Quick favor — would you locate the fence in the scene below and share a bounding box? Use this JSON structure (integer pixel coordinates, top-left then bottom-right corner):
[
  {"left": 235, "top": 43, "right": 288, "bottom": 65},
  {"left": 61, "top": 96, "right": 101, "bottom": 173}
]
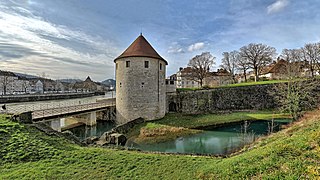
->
[{"left": 32, "top": 100, "right": 115, "bottom": 120}]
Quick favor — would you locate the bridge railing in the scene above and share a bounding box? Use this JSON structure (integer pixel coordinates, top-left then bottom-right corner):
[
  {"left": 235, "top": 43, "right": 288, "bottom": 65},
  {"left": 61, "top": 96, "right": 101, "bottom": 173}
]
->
[{"left": 32, "top": 99, "right": 115, "bottom": 120}]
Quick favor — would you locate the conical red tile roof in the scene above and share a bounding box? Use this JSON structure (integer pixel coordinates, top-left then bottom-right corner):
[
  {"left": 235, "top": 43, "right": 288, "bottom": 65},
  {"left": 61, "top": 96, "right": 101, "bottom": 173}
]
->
[{"left": 114, "top": 34, "right": 168, "bottom": 64}]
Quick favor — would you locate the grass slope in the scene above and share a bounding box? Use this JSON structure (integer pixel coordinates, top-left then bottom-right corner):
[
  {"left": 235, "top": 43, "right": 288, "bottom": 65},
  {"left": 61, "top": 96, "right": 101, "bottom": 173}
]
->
[
  {"left": 177, "top": 80, "right": 287, "bottom": 91},
  {"left": 1, "top": 110, "right": 320, "bottom": 179}
]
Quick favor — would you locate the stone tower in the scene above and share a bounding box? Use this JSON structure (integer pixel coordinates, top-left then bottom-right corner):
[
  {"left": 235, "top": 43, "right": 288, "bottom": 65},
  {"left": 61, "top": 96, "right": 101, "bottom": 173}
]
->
[{"left": 114, "top": 34, "right": 168, "bottom": 124}]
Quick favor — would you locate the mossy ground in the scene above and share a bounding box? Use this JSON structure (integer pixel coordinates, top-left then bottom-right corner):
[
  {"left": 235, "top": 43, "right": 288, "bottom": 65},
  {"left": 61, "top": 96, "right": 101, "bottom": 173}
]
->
[
  {"left": 1, "top": 109, "right": 320, "bottom": 179},
  {"left": 133, "top": 123, "right": 201, "bottom": 144}
]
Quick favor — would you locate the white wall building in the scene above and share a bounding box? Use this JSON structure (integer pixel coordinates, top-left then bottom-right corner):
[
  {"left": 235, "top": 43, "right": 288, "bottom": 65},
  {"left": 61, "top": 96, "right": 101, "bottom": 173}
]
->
[
  {"left": 35, "top": 80, "right": 44, "bottom": 94},
  {"left": 176, "top": 67, "right": 200, "bottom": 88}
]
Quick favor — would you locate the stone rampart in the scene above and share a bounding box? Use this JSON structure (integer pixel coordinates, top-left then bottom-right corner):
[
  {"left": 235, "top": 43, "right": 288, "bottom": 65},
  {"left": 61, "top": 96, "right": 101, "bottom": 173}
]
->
[{"left": 167, "top": 84, "right": 277, "bottom": 114}]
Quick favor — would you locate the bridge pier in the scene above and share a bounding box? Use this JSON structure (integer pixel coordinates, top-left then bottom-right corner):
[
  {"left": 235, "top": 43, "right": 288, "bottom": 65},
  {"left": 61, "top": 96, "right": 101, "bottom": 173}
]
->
[
  {"left": 49, "top": 118, "right": 64, "bottom": 132},
  {"left": 74, "top": 111, "right": 97, "bottom": 126}
]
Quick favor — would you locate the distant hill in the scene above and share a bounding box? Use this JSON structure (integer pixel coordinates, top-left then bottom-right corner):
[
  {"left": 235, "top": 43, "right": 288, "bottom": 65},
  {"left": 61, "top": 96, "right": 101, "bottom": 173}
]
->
[
  {"left": 14, "top": 72, "right": 38, "bottom": 79},
  {"left": 101, "top": 79, "right": 116, "bottom": 87},
  {"left": 59, "top": 79, "right": 83, "bottom": 84}
]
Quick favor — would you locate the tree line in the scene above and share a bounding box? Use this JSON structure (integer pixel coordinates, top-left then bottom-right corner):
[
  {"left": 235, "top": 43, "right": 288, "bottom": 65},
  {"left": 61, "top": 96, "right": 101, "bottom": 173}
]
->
[{"left": 188, "top": 42, "right": 320, "bottom": 85}]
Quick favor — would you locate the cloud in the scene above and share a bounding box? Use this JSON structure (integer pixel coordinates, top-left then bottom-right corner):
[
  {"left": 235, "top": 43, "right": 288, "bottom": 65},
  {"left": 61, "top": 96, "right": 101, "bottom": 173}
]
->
[
  {"left": 167, "top": 47, "right": 184, "bottom": 54},
  {"left": 187, "top": 42, "right": 205, "bottom": 52},
  {"left": 267, "top": 0, "right": 289, "bottom": 14},
  {"left": 0, "top": 2, "right": 119, "bottom": 80}
]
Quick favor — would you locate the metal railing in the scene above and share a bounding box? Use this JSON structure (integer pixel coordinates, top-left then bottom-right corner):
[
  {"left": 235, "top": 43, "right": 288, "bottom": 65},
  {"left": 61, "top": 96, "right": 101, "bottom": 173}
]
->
[
  {"left": 32, "top": 99, "right": 115, "bottom": 120},
  {"left": 0, "top": 92, "right": 95, "bottom": 98}
]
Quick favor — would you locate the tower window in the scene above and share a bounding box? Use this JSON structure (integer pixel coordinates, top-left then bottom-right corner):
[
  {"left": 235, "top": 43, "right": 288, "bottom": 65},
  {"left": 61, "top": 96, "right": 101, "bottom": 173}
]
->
[
  {"left": 126, "top": 61, "right": 130, "bottom": 67},
  {"left": 116, "top": 63, "right": 118, "bottom": 70},
  {"left": 160, "top": 63, "right": 162, "bottom": 70},
  {"left": 144, "top": 61, "right": 149, "bottom": 68}
]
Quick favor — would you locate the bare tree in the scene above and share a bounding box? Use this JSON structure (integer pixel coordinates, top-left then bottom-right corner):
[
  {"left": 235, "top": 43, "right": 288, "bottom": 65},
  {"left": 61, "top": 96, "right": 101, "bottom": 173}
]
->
[
  {"left": 271, "top": 50, "right": 319, "bottom": 120},
  {"left": 301, "top": 43, "right": 320, "bottom": 77},
  {"left": 188, "top": 52, "right": 215, "bottom": 87},
  {"left": 239, "top": 43, "right": 277, "bottom": 82},
  {"left": 281, "top": 49, "right": 303, "bottom": 78},
  {"left": 273, "top": 79, "right": 318, "bottom": 120},
  {"left": 221, "top": 51, "right": 239, "bottom": 83},
  {"left": 0, "top": 71, "right": 15, "bottom": 95},
  {"left": 237, "top": 56, "right": 250, "bottom": 82},
  {"left": 21, "top": 80, "right": 29, "bottom": 94}
]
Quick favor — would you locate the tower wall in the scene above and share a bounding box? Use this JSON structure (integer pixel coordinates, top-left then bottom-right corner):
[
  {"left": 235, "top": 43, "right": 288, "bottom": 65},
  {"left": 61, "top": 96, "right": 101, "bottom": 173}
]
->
[{"left": 115, "top": 57, "right": 166, "bottom": 124}]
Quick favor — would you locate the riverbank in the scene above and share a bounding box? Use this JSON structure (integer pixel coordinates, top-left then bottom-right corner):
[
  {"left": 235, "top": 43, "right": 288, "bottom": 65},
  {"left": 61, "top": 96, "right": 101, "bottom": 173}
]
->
[
  {"left": 154, "top": 110, "right": 291, "bottom": 128},
  {"left": 1, "top": 109, "right": 320, "bottom": 179},
  {"left": 125, "top": 110, "right": 291, "bottom": 144},
  {"left": 132, "top": 123, "right": 201, "bottom": 144}
]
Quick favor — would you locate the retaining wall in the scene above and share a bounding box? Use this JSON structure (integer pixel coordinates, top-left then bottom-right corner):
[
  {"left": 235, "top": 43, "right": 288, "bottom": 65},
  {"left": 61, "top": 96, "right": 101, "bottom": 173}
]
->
[{"left": 166, "top": 84, "right": 277, "bottom": 114}]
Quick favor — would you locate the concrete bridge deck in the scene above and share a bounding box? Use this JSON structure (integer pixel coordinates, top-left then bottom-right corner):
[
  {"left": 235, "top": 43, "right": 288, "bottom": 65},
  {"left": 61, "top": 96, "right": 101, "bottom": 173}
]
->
[{"left": 32, "top": 98, "right": 115, "bottom": 120}]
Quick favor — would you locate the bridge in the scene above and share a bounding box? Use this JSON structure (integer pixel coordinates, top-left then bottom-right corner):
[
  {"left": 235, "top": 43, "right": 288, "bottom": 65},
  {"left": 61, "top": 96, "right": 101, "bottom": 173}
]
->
[{"left": 32, "top": 98, "right": 115, "bottom": 120}]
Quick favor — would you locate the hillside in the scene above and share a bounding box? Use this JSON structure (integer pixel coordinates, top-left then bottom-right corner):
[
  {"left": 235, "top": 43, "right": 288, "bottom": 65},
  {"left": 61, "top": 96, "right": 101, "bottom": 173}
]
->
[
  {"left": 101, "top": 79, "right": 116, "bottom": 87},
  {"left": 0, "top": 110, "right": 320, "bottom": 179}
]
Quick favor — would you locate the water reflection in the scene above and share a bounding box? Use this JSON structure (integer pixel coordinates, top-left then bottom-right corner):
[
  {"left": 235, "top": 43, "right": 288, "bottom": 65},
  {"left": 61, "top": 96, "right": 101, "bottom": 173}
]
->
[
  {"left": 45, "top": 111, "right": 115, "bottom": 141},
  {"left": 67, "top": 121, "right": 115, "bottom": 141},
  {"left": 127, "top": 120, "right": 290, "bottom": 155}
]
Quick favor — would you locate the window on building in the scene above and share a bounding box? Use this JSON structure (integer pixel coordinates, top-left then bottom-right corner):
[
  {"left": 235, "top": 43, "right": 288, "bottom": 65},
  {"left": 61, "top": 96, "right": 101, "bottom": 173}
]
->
[
  {"left": 141, "top": 82, "right": 144, "bottom": 88},
  {"left": 160, "top": 63, "right": 162, "bottom": 70},
  {"left": 170, "top": 81, "right": 174, "bottom": 85},
  {"left": 120, "top": 82, "right": 122, "bottom": 88},
  {"left": 116, "top": 63, "right": 118, "bottom": 70},
  {"left": 144, "top": 61, "right": 149, "bottom": 68},
  {"left": 126, "top": 61, "right": 130, "bottom": 67}
]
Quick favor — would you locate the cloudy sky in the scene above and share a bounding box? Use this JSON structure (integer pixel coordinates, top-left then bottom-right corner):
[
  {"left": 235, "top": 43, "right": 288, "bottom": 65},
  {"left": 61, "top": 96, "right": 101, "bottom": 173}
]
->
[{"left": 0, "top": 0, "right": 320, "bottom": 81}]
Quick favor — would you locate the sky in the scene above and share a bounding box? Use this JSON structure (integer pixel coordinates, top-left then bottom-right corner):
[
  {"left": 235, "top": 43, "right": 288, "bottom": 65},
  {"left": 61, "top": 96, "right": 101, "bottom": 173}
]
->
[{"left": 0, "top": 0, "right": 320, "bottom": 81}]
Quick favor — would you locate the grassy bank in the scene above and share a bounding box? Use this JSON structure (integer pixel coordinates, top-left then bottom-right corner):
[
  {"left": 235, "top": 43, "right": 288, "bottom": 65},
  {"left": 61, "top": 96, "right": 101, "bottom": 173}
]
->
[
  {"left": 126, "top": 110, "right": 290, "bottom": 143},
  {"left": 1, "top": 110, "right": 320, "bottom": 179},
  {"left": 153, "top": 110, "right": 291, "bottom": 129},
  {"left": 132, "top": 123, "right": 201, "bottom": 144},
  {"left": 177, "top": 80, "right": 287, "bottom": 91}
]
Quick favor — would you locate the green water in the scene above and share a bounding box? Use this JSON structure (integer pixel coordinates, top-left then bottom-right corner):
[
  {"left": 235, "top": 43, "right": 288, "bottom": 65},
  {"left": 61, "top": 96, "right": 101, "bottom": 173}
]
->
[
  {"left": 126, "top": 120, "right": 291, "bottom": 155},
  {"left": 66, "top": 121, "right": 115, "bottom": 141}
]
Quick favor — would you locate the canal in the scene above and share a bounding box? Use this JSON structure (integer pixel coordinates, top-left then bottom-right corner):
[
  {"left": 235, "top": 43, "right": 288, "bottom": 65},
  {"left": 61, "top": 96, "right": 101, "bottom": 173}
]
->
[
  {"left": 126, "top": 120, "right": 291, "bottom": 155},
  {"left": 46, "top": 115, "right": 290, "bottom": 155}
]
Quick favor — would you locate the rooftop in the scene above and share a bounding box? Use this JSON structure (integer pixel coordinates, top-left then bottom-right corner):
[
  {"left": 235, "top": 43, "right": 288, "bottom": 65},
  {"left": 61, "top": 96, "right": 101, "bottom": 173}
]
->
[{"left": 114, "top": 34, "right": 168, "bottom": 64}]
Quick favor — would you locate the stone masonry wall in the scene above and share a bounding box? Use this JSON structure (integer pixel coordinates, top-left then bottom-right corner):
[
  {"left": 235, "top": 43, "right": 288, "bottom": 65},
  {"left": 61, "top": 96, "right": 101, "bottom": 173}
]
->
[
  {"left": 115, "top": 57, "right": 166, "bottom": 124},
  {"left": 167, "top": 84, "right": 277, "bottom": 114}
]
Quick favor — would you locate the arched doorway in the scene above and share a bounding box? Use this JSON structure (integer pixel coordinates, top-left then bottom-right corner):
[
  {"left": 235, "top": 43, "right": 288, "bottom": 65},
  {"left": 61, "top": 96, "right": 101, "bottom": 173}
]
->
[{"left": 169, "top": 102, "right": 177, "bottom": 112}]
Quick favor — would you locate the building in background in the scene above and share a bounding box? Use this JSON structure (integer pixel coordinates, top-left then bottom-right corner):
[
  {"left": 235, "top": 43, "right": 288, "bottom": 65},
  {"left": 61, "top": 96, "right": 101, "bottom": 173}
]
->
[{"left": 176, "top": 67, "right": 200, "bottom": 88}]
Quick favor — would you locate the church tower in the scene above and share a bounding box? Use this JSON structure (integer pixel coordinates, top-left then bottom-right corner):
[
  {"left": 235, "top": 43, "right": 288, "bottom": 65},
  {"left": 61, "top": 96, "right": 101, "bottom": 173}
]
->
[{"left": 114, "top": 34, "right": 168, "bottom": 124}]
